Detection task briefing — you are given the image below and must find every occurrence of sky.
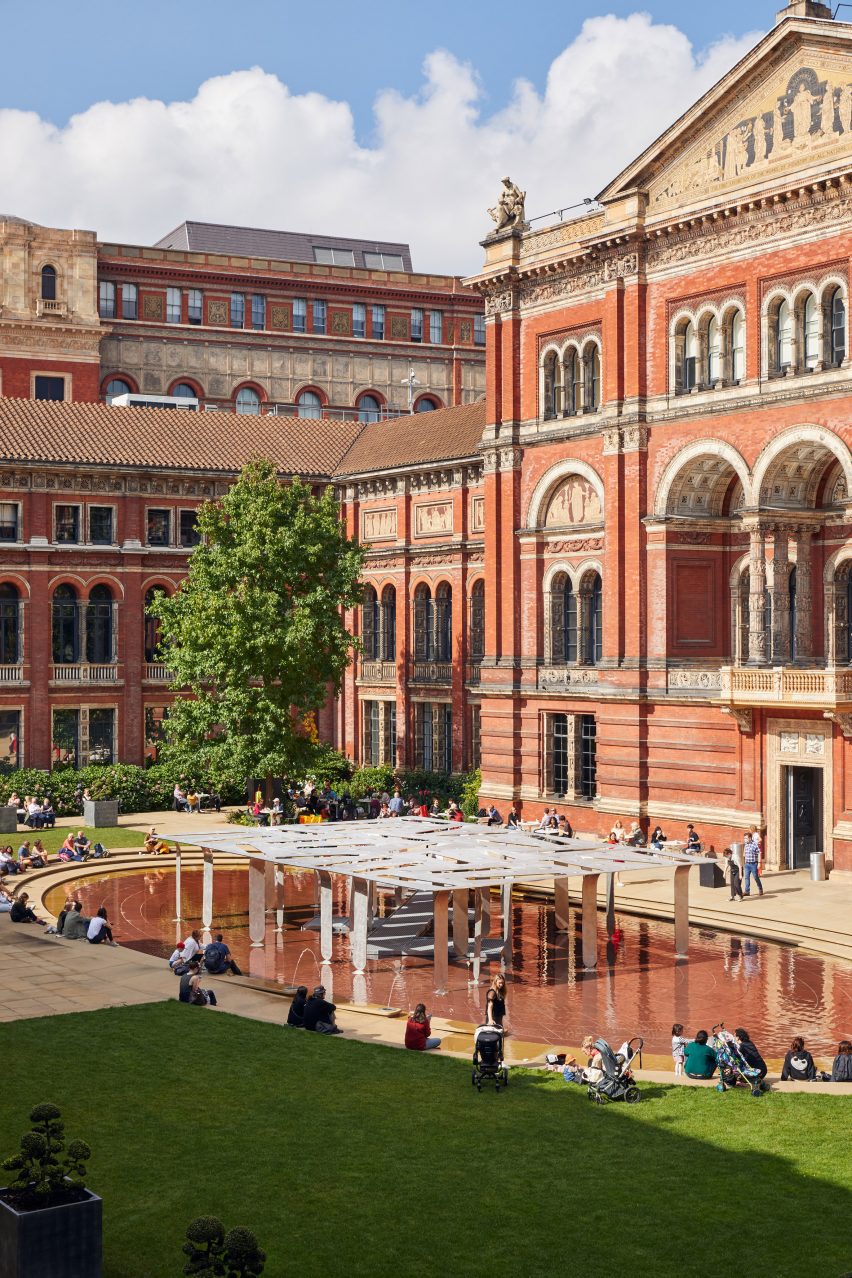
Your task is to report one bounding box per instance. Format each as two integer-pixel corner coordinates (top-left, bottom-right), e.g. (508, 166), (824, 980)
(0, 1), (774, 273)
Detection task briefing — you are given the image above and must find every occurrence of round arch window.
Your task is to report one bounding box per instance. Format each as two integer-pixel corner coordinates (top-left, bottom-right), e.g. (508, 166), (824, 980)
(172, 382), (198, 400)
(358, 394), (381, 423)
(41, 264), (57, 301)
(235, 386), (261, 415)
(297, 389), (323, 419)
(105, 378), (132, 402)
(415, 397), (438, 413)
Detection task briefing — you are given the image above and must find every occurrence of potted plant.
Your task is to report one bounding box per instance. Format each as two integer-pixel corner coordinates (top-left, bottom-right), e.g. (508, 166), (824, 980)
(183, 1215), (266, 1276)
(0, 1102), (101, 1278)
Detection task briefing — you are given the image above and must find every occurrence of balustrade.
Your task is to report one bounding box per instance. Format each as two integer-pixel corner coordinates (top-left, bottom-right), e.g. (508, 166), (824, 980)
(51, 663), (118, 683)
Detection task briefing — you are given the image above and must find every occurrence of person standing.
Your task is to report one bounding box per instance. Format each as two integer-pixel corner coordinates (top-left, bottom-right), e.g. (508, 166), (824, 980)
(388, 788), (404, 817)
(743, 829), (764, 897)
(484, 974), (509, 1032)
(722, 848), (744, 901)
(405, 1003), (441, 1051)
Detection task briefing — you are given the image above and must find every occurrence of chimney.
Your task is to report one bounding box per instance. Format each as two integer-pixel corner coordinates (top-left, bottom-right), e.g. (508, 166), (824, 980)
(776, 1), (833, 21)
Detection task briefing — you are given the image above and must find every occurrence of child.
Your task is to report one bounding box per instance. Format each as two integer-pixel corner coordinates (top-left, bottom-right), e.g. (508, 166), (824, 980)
(671, 1023), (689, 1076)
(722, 847), (744, 901)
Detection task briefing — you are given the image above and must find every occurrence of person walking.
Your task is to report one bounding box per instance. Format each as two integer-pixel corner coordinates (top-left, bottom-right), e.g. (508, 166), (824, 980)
(742, 830), (764, 897)
(484, 974), (509, 1033)
(722, 848), (744, 901)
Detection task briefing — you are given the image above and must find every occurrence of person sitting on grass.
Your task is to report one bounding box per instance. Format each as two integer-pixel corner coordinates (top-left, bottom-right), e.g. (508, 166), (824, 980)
(62, 902), (91, 940)
(302, 985), (341, 1034)
(683, 1030), (717, 1079)
(10, 892), (44, 925)
(287, 986), (309, 1027)
(178, 958), (218, 1006)
(781, 1036), (817, 1082)
(405, 1003), (441, 1051)
(831, 1040), (852, 1082)
(87, 907), (117, 946)
(203, 933), (242, 976)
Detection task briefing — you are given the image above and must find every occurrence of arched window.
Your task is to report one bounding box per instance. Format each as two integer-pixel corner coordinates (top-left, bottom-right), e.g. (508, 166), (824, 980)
(584, 345), (601, 411)
(144, 587), (164, 663)
(548, 573), (578, 664)
(675, 319), (699, 394)
(0, 584), (20, 665)
(707, 316), (722, 384)
(41, 265), (57, 301)
(435, 583), (452, 662)
(357, 394), (381, 424)
(235, 386), (261, 415)
(543, 352), (560, 420)
(104, 378), (132, 402)
(172, 382), (198, 400)
(86, 585), (114, 664)
(730, 309), (745, 383)
(828, 287), (846, 367)
(803, 293), (820, 371)
(52, 584), (79, 664)
(414, 584), (434, 661)
(297, 389), (323, 419)
(415, 397), (438, 413)
(776, 299), (793, 371)
(470, 580), (485, 659)
(361, 585), (380, 661)
(564, 349), (580, 417)
(585, 573), (603, 665)
(380, 585), (396, 661)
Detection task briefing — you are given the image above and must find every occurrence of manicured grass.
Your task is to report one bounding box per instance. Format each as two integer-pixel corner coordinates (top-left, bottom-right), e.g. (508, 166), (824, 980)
(7, 826), (144, 857)
(1, 1005), (849, 1278)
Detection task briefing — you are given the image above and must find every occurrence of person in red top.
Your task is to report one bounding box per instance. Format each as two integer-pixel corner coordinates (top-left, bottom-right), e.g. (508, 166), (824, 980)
(405, 1003), (441, 1051)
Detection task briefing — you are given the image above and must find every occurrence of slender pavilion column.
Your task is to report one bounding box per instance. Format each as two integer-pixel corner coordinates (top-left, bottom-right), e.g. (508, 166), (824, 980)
(452, 889), (469, 958)
(274, 866), (285, 935)
(471, 889), (485, 984)
(771, 525), (791, 663)
(747, 522), (769, 664)
(581, 873), (600, 970)
(554, 877), (571, 932)
(794, 527), (814, 662)
(433, 890), (450, 991)
(201, 849), (214, 939)
(350, 877), (369, 974)
(673, 864), (690, 958)
(316, 870), (334, 962)
(501, 880), (513, 960)
(173, 841), (182, 922)
(248, 857), (266, 948)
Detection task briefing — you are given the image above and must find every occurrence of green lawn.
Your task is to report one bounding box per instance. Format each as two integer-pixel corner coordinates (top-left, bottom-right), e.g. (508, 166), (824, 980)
(1, 1005), (849, 1278)
(9, 826), (144, 857)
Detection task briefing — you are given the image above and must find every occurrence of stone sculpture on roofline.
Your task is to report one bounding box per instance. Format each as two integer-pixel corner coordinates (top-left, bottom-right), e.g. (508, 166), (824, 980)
(487, 176), (527, 234)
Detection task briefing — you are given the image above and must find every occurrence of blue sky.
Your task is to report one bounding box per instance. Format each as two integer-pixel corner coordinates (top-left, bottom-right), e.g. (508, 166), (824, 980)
(0, 2), (769, 271)
(6, 0), (764, 135)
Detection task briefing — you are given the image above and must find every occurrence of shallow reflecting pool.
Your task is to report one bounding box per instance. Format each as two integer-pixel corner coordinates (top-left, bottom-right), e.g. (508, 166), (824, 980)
(48, 866), (851, 1060)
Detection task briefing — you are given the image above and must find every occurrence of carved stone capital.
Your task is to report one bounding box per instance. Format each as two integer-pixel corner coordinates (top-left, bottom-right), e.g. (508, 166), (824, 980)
(824, 711), (852, 739)
(482, 448), (500, 475)
(721, 706), (753, 734)
(484, 288), (517, 317)
(621, 425), (649, 453)
(602, 427), (622, 455)
(499, 446), (523, 471)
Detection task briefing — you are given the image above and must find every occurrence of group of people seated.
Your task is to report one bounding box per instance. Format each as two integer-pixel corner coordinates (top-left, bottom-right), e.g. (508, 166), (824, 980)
(286, 984), (341, 1033)
(6, 793), (57, 829)
(1, 840), (52, 874)
(48, 897), (118, 945)
(169, 929), (243, 1005)
(172, 784), (222, 814)
(671, 1023), (850, 1083)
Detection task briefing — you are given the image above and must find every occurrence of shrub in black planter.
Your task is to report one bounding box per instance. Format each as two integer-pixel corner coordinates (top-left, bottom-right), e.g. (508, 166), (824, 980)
(0, 1103), (101, 1278)
(183, 1214), (266, 1276)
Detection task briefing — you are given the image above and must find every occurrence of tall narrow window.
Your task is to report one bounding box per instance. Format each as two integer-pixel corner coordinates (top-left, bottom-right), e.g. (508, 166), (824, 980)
(414, 585), (434, 661)
(586, 573), (603, 665)
(0, 710), (20, 769)
(98, 281), (116, 319)
(187, 289), (203, 325)
(0, 585), (20, 664)
(166, 287), (182, 324)
(144, 588), (163, 663)
(564, 349), (580, 416)
(89, 506), (114, 545)
(0, 503), (19, 542)
(474, 314), (486, 346)
(353, 303), (366, 338)
(584, 345), (601, 410)
(470, 580), (485, 659)
(543, 352), (560, 420)
(121, 283), (138, 320)
(683, 320), (698, 391)
(372, 304), (385, 340)
(230, 293), (245, 329)
(88, 708), (115, 765)
(707, 316), (722, 384)
(41, 265), (57, 301)
(776, 299), (793, 369)
(312, 300), (327, 335)
(292, 298), (307, 333)
(180, 509), (200, 547)
(55, 505), (80, 543)
(830, 289), (846, 366)
(552, 713), (569, 796)
(789, 566), (797, 661)
(86, 585), (114, 664)
(361, 586), (380, 661)
(52, 585), (79, 663)
(411, 308), (423, 342)
(52, 708), (79, 768)
(435, 584), (452, 662)
(803, 293), (819, 370)
(429, 310), (443, 344)
(730, 309), (745, 383)
(564, 578), (578, 663)
(147, 509), (171, 546)
(251, 294), (265, 331)
(579, 714), (597, 798)
(381, 585), (396, 661)
(385, 702), (397, 764)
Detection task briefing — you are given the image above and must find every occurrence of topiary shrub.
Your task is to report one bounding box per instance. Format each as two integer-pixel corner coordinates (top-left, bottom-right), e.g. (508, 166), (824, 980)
(183, 1215), (266, 1276)
(1, 1102), (91, 1211)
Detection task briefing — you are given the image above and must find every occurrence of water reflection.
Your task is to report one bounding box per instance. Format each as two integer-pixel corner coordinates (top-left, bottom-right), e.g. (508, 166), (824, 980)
(49, 867), (852, 1059)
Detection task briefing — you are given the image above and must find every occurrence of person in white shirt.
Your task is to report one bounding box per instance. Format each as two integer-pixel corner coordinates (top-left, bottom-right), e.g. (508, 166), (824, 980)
(87, 908), (116, 945)
(537, 808), (552, 831)
(182, 930), (202, 962)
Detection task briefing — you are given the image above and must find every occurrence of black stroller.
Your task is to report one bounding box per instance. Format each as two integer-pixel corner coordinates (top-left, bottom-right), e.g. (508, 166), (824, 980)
(586, 1036), (642, 1104)
(472, 1025), (508, 1092)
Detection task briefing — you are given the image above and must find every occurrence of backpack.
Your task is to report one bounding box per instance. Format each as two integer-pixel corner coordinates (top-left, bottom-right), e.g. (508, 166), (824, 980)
(204, 943), (222, 971)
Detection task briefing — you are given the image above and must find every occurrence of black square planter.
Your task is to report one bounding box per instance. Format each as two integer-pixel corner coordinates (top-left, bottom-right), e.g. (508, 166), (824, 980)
(0, 1187), (102, 1278)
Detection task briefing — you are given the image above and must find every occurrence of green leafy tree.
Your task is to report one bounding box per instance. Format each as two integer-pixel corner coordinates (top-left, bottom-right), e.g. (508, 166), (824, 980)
(151, 462), (363, 784)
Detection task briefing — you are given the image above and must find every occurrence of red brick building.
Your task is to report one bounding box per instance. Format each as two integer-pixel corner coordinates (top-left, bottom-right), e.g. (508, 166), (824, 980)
(3, 0), (852, 878)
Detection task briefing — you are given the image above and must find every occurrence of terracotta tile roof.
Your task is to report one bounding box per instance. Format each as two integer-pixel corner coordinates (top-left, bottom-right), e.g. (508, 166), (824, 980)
(333, 401), (486, 477)
(0, 398), (362, 477)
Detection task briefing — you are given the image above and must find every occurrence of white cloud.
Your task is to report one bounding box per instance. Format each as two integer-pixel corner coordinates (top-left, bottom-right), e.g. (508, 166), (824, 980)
(0, 14), (760, 274)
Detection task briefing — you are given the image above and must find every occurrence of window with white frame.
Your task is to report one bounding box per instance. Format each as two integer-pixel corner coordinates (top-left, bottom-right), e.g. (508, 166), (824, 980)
(251, 295), (266, 331)
(98, 281), (116, 319)
(121, 283), (138, 320)
(0, 502), (20, 542)
(293, 298), (307, 333)
(166, 288), (182, 324)
(230, 293), (245, 329)
(314, 246), (356, 266)
(411, 308), (423, 342)
(312, 299), (327, 335)
(429, 310), (443, 343)
(187, 289), (203, 325)
(353, 303), (366, 338)
(372, 304), (385, 340)
(364, 252), (404, 271)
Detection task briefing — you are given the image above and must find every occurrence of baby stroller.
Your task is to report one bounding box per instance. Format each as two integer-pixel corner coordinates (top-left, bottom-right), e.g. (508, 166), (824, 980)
(587, 1036), (642, 1104)
(472, 1025), (508, 1092)
(710, 1025), (763, 1097)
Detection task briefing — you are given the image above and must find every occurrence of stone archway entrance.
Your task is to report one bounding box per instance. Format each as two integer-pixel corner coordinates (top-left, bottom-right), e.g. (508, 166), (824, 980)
(766, 718), (831, 871)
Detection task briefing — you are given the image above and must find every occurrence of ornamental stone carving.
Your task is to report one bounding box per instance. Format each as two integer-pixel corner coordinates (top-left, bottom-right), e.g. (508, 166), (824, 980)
(484, 290), (516, 317)
(519, 253), (639, 309)
(722, 706), (753, 733)
(668, 668), (723, 691)
(538, 666), (599, 688)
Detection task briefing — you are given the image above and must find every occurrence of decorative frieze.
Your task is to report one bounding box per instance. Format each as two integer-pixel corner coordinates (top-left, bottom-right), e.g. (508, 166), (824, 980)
(519, 252), (639, 309)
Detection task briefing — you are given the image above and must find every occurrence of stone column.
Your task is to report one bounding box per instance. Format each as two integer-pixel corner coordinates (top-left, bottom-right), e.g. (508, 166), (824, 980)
(771, 526), (791, 663)
(554, 877), (571, 932)
(747, 523), (769, 665)
(581, 873), (600, 970)
(794, 528), (814, 662)
(577, 588), (592, 665)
